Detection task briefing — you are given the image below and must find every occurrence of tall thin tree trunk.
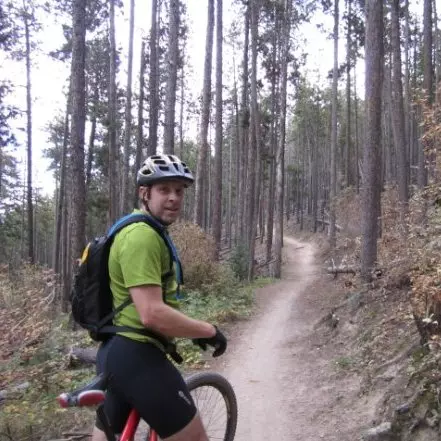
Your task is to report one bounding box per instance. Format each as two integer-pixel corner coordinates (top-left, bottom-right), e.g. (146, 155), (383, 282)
(404, 0), (411, 183)
(266, 9), (278, 263)
(419, 0), (432, 187)
(238, 4), (250, 243)
(194, 0), (214, 227)
(232, 56), (241, 244)
(54, 97), (70, 276)
(212, 0), (223, 259)
(134, 40), (146, 207)
(178, 56), (185, 158)
(122, 0), (135, 213)
(69, 0), (87, 310)
(108, 0), (119, 223)
(86, 78), (98, 190)
(226, 116), (233, 248)
(163, 0), (180, 154)
(329, 0), (339, 250)
(390, 0), (409, 233)
(354, 59), (360, 192)
(23, 1), (34, 264)
(274, 0), (291, 278)
(345, 0), (352, 187)
(247, 0), (259, 280)
(148, 0), (159, 156)
(361, 0), (384, 281)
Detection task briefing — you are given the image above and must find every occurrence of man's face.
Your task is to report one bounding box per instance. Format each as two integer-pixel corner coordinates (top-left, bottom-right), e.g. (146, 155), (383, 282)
(142, 180), (186, 225)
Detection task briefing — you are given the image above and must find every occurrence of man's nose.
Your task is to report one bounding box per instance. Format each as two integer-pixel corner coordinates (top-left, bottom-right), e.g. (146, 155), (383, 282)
(168, 190), (179, 200)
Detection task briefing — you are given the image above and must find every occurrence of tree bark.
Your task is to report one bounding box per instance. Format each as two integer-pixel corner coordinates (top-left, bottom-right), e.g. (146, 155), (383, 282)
(69, 0), (87, 289)
(212, 0), (223, 259)
(134, 40), (146, 207)
(23, 0), (34, 264)
(86, 76), (98, 190)
(247, 0), (259, 280)
(108, 0), (119, 223)
(361, 0), (383, 281)
(329, 0), (339, 250)
(194, 0), (214, 227)
(122, 0), (135, 213)
(345, 0), (352, 188)
(148, 0), (159, 156)
(238, 5), (250, 242)
(54, 96), (70, 277)
(419, 0), (432, 188)
(163, 0), (180, 154)
(390, 0), (409, 232)
(274, 0), (291, 278)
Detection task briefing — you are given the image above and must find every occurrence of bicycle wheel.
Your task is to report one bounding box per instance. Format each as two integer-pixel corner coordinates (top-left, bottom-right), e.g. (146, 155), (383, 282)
(186, 372), (237, 441)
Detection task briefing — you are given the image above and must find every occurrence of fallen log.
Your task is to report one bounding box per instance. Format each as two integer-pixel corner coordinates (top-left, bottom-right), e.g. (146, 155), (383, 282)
(68, 347), (97, 367)
(327, 265), (357, 275)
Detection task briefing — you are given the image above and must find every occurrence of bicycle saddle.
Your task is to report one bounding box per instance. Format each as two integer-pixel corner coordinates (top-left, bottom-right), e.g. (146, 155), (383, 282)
(57, 373), (108, 407)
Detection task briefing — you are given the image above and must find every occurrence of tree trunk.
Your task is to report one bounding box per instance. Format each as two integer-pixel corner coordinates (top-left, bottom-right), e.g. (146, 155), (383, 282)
(419, 0), (432, 188)
(194, 0), (214, 227)
(122, 0), (135, 213)
(70, 0), (87, 294)
(148, 0), (159, 156)
(178, 52), (185, 158)
(134, 40), (146, 207)
(54, 96), (70, 276)
(247, 0), (259, 281)
(345, 0), (352, 187)
(238, 5), (250, 242)
(390, 0), (409, 232)
(274, 0), (291, 278)
(212, 0), (223, 259)
(86, 77), (98, 190)
(266, 10), (278, 263)
(361, 0), (383, 281)
(23, 1), (34, 264)
(163, 0), (180, 154)
(232, 57), (241, 244)
(329, 0), (339, 250)
(108, 0), (119, 223)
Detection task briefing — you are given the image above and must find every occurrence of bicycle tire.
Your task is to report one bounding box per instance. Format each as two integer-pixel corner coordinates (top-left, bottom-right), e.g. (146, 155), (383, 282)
(186, 371), (238, 441)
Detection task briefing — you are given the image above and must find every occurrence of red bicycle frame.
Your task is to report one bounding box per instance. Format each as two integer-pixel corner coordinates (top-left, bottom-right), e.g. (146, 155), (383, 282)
(58, 390), (158, 441)
(111, 409), (158, 441)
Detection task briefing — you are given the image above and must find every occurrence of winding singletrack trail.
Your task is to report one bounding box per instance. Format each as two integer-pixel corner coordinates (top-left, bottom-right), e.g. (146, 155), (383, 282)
(214, 237), (378, 441)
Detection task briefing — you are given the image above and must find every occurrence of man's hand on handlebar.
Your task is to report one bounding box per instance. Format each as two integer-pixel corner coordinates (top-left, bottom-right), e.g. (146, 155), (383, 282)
(192, 325), (227, 357)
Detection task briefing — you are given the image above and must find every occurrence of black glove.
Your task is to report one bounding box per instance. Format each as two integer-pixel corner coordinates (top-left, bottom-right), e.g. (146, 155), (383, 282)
(192, 326), (227, 357)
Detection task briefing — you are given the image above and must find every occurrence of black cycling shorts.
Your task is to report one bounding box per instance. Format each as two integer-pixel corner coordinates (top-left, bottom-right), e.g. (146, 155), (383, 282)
(95, 335), (197, 438)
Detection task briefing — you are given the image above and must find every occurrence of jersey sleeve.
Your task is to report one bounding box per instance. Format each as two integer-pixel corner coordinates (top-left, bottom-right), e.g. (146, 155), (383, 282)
(117, 224), (164, 288)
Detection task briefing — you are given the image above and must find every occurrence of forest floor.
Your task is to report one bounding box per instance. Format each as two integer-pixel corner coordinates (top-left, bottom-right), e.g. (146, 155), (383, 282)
(205, 233), (441, 441)
(2, 228), (441, 440)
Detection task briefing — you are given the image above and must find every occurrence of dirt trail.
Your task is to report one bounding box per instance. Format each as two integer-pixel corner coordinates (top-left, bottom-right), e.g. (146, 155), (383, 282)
(215, 237), (379, 441)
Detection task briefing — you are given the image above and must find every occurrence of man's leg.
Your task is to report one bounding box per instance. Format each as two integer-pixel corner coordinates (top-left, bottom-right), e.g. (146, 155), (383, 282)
(91, 426), (107, 441)
(163, 413), (207, 441)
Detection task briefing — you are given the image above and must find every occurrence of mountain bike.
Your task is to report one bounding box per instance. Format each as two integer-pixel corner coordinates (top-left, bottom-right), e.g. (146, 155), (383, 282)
(57, 371), (238, 441)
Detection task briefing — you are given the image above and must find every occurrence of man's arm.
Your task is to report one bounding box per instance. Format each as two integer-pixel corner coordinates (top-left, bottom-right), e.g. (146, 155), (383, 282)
(130, 285), (216, 339)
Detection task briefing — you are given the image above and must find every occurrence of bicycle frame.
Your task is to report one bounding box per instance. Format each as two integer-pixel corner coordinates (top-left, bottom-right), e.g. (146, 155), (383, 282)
(119, 409), (157, 441)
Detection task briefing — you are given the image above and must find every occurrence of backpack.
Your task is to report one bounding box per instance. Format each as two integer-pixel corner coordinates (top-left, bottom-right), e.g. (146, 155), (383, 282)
(71, 212), (184, 363)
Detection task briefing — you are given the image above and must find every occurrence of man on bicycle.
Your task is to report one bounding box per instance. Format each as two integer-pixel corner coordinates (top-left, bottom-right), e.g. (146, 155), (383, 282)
(92, 154), (227, 441)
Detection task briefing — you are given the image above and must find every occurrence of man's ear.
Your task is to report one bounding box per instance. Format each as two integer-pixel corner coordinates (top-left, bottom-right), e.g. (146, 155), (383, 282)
(139, 185), (151, 202)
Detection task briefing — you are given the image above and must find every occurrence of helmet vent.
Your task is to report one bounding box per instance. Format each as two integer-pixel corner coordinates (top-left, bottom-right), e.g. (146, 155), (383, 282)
(159, 165), (169, 171)
(154, 159), (167, 165)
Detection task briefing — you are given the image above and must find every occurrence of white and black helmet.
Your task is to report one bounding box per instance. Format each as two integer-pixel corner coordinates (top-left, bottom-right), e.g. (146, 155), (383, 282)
(137, 154), (194, 187)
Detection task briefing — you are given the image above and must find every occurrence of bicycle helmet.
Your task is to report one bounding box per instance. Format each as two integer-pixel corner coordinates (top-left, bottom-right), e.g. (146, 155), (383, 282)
(137, 154), (195, 187)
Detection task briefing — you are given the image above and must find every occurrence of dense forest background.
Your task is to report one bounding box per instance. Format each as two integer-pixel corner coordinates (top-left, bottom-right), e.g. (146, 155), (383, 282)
(5, 1), (441, 439)
(1, 0), (441, 340)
